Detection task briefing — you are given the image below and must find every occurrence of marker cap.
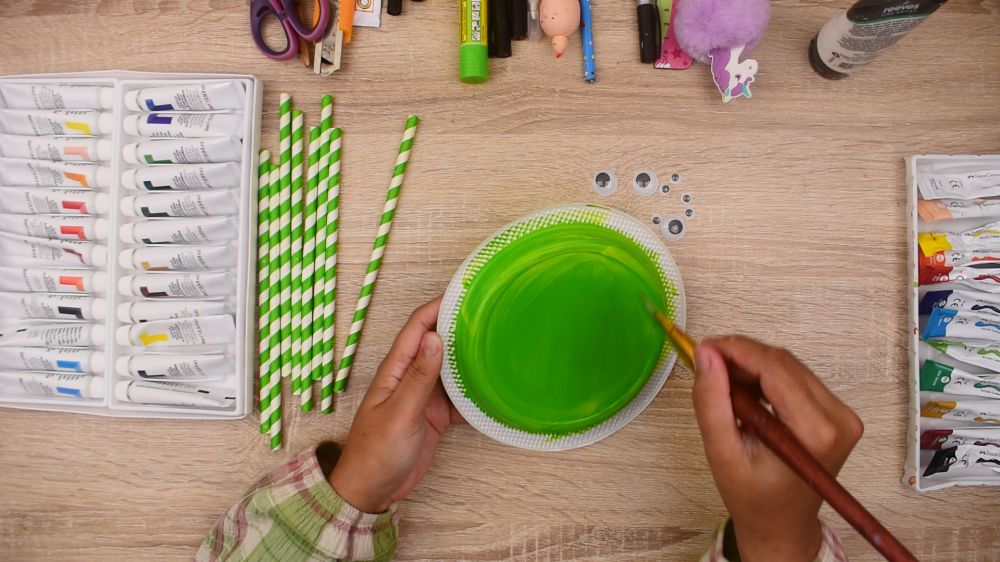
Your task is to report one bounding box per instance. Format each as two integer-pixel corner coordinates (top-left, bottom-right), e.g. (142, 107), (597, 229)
(90, 245), (108, 269)
(119, 223), (138, 244)
(94, 193), (110, 215)
(122, 142), (140, 165)
(113, 380), (133, 402)
(95, 166), (112, 188)
(117, 275), (135, 297)
(96, 139), (112, 161)
(90, 324), (107, 346)
(121, 169), (139, 190)
(92, 218), (109, 241)
(459, 44), (489, 84)
(90, 350), (107, 374)
(115, 355), (131, 377)
(118, 249), (137, 270)
(98, 113), (114, 135)
(91, 271), (107, 293)
(115, 325), (133, 347)
(88, 375), (107, 399)
(122, 115), (140, 137)
(120, 196), (138, 217)
(123, 90), (142, 112)
(98, 88), (115, 110)
(90, 296), (107, 321)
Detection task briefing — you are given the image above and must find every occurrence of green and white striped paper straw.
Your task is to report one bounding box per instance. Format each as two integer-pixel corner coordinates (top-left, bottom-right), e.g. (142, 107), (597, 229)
(298, 126), (321, 412)
(289, 109), (306, 395)
(263, 165), (284, 444)
(277, 93), (293, 381)
(320, 94), (334, 132)
(320, 128), (343, 412)
(310, 128), (333, 387)
(332, 115), (419, 395)
(256, 152), (272, 435)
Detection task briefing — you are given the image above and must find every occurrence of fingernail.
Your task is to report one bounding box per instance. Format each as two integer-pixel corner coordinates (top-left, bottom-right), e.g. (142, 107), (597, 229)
(422, 335), (440, 358)
(694, 346), (712, 373)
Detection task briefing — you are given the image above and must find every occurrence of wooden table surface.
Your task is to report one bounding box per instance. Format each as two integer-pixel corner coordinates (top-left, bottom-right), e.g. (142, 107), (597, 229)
(2, 0), (1000, 560)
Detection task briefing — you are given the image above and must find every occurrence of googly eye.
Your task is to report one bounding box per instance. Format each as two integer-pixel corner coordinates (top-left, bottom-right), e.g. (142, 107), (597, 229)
(685, 208), (695, 218)
(661, 184), (670, 194)
(632, 170), (658, 196)
(671, 173), (682, 183)
(659, 215), (685, 241)
(592, 171), (619, 196)
(652, 216), (661, 224)
(681, 193), (693, 204)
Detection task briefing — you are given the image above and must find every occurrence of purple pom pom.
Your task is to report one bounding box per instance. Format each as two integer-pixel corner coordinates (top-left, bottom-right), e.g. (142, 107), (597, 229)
(673, 0), (771, 64)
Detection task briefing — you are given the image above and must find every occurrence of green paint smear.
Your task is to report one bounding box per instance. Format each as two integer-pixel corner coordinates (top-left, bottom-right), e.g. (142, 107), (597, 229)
(453, 221), (672, 436)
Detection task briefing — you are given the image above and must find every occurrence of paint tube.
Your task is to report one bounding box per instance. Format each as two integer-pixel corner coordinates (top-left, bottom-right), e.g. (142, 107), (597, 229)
(118, 244), (236, 272)
(0, 234), (107, 266)
(0, 109), (113, 136)
(921, 399), (1000, 425)
(117, 272), (236, 298)
(0, 322), (106, 347)
(114, 380), (234, 407)
(120, 191), (238, 218)
(0, 293), (106, 321)
(921, 360), (1000, 399)
(921, 428), (1000, 450)
(0, 347), (104, 373)
(918, 170), (1000, 200)
(120, 162), (240, 191)
(125, 81), (245, 112)
(923, 444), (1000, 477)
(119, 217), (236, 244)
(0, 188), (109, 215)
(918, 221), (1000, 257)
(116, 353), (230, 381)
(117, 299), (234, 322)
(0, 84), (114, 110)
(919, 249), (1000, 274)
(122, 136), (242, 165)
(0, 267), (107, 294)
(0, 214), (109, 241)
(922, 308), (1000, 342)
(122, 112), (244, 139)
(0, 135), (112, 162)
(0, 159), (111, 188)
(926, 340), (1000, 372)
(115, 314), (235, 347)
(920, 289), (1000, 316)
(0, 372), (104, 399)
(918, 199), (1000, 222)
(920, 264), (1000, 286)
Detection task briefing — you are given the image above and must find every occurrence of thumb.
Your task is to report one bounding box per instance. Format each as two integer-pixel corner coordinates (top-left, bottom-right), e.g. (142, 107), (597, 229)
(692, 342), (743, 467)
(388, 332), (444, 419)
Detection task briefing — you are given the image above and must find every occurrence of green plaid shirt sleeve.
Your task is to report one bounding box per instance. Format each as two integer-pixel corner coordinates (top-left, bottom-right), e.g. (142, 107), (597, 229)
(196, 446), (399, 562)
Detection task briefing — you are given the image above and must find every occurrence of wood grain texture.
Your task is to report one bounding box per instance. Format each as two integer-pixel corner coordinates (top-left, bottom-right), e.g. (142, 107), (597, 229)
(2, 0), (1000, 560)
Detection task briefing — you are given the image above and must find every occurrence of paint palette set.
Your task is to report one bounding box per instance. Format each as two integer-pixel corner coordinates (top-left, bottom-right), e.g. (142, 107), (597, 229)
(904, 154), (1000, 490)
(0, 71), (262, 419)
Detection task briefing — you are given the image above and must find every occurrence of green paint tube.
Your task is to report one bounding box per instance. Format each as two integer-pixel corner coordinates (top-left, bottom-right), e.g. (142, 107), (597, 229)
(921, 360), (1000, 399)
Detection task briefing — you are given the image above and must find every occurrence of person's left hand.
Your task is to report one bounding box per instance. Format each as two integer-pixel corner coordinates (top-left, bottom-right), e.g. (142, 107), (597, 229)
(329, 296), (464, 513)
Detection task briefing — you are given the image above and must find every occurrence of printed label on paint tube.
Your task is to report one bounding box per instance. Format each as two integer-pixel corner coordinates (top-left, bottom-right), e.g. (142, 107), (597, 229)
(114, 380), (234, 407)
(0, 214), (108, 241)
(920, 289), (1000, 317)
(0, 293), (105, 321)
(0, 188), (107, 215)
(923, 308), (1000, 343)
(919, 250), (1000, 274)
(123, 136), (242, 165)
(0, 234), (106, 266)
(926, 340), (1000, 373)
(923, 444), (1000, 478)
(0, 84), (114, 110)
(118, 353), (230, 381)
(0, 372), (104, 400)
(918, 170), (1000, 200)
(921, 360), (1000, 399)
(115, 314), (235, 347)
(122, 162), (240, 191)
(123, 112), (244, 139)
(0, 346), (103, 373)
(0, 323), (105, 347)
(920, 264), (1000, 286)
(922, 399), (1000, 425)
(0, 109), (111, 136)
(0, 135), (111, 162)
(921, 428), (1000, 450)
(119, 245), (236, 272)
(117, 299), (233, 322)
(120, 217), (236, 245)
(118, 272), (236, 298)
(120, 191), (238, 218)
(125, 81), (245, 112)
(0, 267), (106, 294)
(0, 159), (110, 188)
(918, 199), (1000, 222)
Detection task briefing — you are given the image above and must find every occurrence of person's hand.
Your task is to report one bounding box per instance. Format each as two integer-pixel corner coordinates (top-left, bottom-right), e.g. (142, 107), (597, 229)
(329, 296), (464, 513)
(693, 336), (864, 562)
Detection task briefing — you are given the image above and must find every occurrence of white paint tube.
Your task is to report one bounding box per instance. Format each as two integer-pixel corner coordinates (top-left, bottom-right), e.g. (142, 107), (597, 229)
(918, 170), (1000, 200)
(0, 84), (114, 110)
(122, 112), (244, 139)
(119, 217), (236, 244)
(0, 109), (113, 136)
(0, 293), (106, 321)
(0, 159), (111, 188)
(0, 135), (112, 162)
(0, 372), (104, 399)
(0, 322), (106, 347)
(115, 314), (235, 347)
(0, 214), (109, 241)
(116, 353), (231, 381)
(122, 136), (242, 165)
(118, 272), (235, 298)
(120, 190), (238, 218)
(0, 347), (104, 373)
(118, 244), (237, 271)
(121, 162), (240, 191)
(114, 380), (234, 407)
(125, 81), (245, 112)
(923, 308), (1000, 343)
(921, 427), (1000, 450)
(0, 188), (109, 215)
(924, 444), (1000, 478)
(117, 299), (234, 322)
(922, 399), (1000, 425)
(0, 234), (107, 266)
(921, 360), (1000, 399)
(0, 267), (107, 293)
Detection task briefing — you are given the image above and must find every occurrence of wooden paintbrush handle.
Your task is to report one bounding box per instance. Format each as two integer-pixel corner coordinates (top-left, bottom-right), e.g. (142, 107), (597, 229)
(729, 384), (918, 562)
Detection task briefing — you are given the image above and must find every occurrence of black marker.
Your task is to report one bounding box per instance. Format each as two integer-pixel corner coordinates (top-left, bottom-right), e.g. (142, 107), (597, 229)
(511, 0), (527, 40)
(388, 0), (402, 15)
(636, 0), (659, 63)
(495, 0), (512, 57)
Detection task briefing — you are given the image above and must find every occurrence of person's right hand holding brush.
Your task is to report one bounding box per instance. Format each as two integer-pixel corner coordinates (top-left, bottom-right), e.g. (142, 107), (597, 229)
(694, 336), (865, 562)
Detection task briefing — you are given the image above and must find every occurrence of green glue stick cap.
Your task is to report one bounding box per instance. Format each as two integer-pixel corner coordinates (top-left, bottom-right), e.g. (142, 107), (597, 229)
(459, 44), (489, 84)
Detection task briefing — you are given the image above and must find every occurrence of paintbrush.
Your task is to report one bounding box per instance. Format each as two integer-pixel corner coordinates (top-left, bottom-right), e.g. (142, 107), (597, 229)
(648, 304), (918, 562)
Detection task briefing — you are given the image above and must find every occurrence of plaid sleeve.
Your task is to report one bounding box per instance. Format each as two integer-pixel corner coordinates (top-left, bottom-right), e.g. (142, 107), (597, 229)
(699, 518), (847, 562)
(196, 446), (399, 562)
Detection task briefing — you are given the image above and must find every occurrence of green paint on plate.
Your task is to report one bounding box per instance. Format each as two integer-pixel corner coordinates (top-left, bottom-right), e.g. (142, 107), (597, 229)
(453, 221), (671, 436)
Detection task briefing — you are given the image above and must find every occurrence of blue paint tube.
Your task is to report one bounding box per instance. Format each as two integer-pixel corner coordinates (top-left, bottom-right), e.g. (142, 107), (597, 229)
(923, 308), (1000, 343)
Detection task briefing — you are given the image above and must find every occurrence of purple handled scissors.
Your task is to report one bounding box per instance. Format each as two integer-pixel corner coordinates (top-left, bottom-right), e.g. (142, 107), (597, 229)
(250, 0), (330, 61)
